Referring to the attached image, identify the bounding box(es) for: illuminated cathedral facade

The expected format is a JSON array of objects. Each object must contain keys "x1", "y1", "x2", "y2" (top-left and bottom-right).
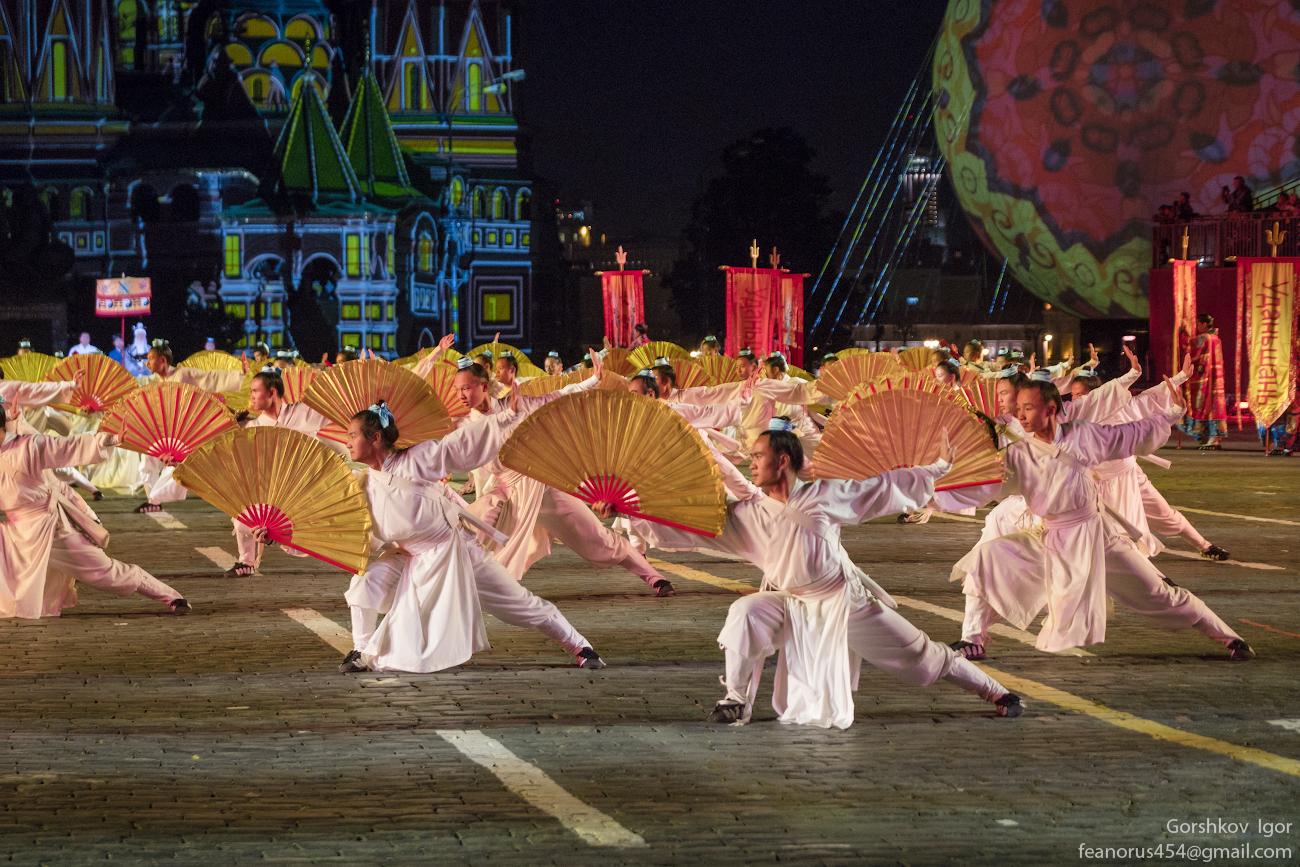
[{"x1": 0, "y1": 0, "x2": 533, "y2": 356}]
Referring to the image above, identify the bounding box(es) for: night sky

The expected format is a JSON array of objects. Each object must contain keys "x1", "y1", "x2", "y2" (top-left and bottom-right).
[{"x1": 519, "y1": 0, "x2": 951, "y2": 240}]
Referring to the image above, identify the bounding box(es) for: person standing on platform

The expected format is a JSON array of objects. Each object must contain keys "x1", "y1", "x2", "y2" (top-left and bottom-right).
[{"x1": 1181, "y1": 313, "x2": 1228, "y2": 449}]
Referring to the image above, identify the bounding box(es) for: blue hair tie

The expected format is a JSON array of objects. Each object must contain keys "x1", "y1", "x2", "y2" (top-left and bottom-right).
[
  {"x1": 547, "y1": 351, "x2": 560, "y2": 358},
  {"x1": 259, "y1": 364, "x2": 281, "y2": 375},
  {"x1": 653, "y1": 356, "x2": 672, "y2": 367},
  {"x1": 455, "y1": 356, "x2": 475, "y2": 370},
  {"x1": 1028, "y1": 368, "x2": 1054, "y2": 383},
  {"x1": 368, "y1": 401, "x2": 394, "y2": 429},
  {"x1": 636, "y1": 368, "x2": 654, "y2": 379},
  {"x1": 767, "y1": 351, "x2": 786, "y2": 362},
  {"x1": 768, "y1": 417, "x2": 795, "y2": 433}
]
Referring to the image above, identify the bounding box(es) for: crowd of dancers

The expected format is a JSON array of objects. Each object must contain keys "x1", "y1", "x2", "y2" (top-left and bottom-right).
[{"x1": 0, "y1": 332, "x2": 1255, "y2": 730}]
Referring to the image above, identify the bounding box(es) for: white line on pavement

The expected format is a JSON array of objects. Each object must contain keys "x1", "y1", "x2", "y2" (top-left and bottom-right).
[
  {"x1": 1173, "y1": 506, "x2": 1300, "y2": 527},
  {"x1": 437, "y1": 730, "x2": 646, "y2": 849},
  {"x1": 146, "y1": 510, "x2": 187, "y2": 530},
  {"x1": 195, "y1": 547, "x2": 237, "y2": 571},
  {"x1": 281, "y1": 608, "x2": 646, "y2": 849},
  {"x1": 282, "y1": 607, "x2": 352, "y2": 654},
  {"x1": 1158, "y1": 548, "x2": 1284, "y2": 572}
]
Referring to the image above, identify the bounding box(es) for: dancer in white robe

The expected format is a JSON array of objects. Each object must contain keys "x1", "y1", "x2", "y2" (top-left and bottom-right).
[
  {"x1": 318, "y1": 403, "x2": 604, "y2": 673},
  {"x1": 2, "y1": 375, "x2": 108, "y2": 499},
  {"x1": 1068, "y1": 356, "x2": 1229, "y2": 561},
  {"x1": 619, "y1": 420, "x2": 1021, "y2": 730},
  {"x1": 950, "y1": 378, "x2": 1252, "y2": 660},
  {"x1": 1, "y1": 394, "x2": 189, "y2": 618},
  {"x1": 457, "y1": 356, "x2": 676, "y2": 596}
]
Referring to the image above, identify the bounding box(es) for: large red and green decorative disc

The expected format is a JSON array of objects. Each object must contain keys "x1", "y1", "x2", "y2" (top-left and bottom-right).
[{"x1": 933, "y1": 0, "x2": 1300, "y2": 318}]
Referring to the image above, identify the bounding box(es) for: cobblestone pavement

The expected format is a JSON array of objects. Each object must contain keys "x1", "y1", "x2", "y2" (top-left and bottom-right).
[{"x1": 2, "y1": 450, "x2": 1298, "y2": 865}]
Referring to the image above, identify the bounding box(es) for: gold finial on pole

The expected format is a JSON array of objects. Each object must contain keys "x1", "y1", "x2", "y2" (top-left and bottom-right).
[
  {"x1": 615, "y1": 245, "x2": 627, "y2": 271},
  {"x1": 1265, "y1": 221, "x2": 1286, "y2": 258},
  {"x1": 749, "y1": 239, "x2": 759, "y2": 269},
  {"x1": 1180, "y1": 226, "x2": 1189, "y2": 260},
  {"x1": 769, "y1": 246, "x2": 781, "y2": 269}
]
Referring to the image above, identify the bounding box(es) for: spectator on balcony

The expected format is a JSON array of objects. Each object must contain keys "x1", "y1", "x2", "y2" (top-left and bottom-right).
[
  {"x1": 1271, "y1": 191, "x2": 1296, "y2": 215},
  {"x1": 1153, "y1": 204, "x2": 1176, "y2": 224},
  {"x1": 1174, "y1": 192, "x2": 1196, "y2": 221},
  {"x1": 1221, "y1": 176, "x2": 1254, "y2": 213}
]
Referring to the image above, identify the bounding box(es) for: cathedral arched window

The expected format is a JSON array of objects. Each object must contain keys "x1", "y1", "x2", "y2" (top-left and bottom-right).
[
  {"x1": 51, "y1": 41, "x2": 70, "y2": 100},
  {"x1": 491, "y1": 189, "x2": 507, "y2": 220},
  {"x1": 403, "y1": 62, "x2": 425, "y2": 111},
  {"x1": 471, "y1": 187, "x2": 486, "y2": 219},
  {"x1": 449, "y1": 177, "x2": 465, "y2": 211},
  {"x1": 466, "y1": 62, "x2": 482, "y2": 113},
  {"x1": 69, "y1": 187, "x2": 92, "y2": 220},
  {"x1": 115, "y1": 0, "x2": 137, "y2": 67},
  {"x1": 515, "y1": 189, "x2": 531, "y2": 221},
  {"x1": 418, "y1": 232, "x2": 434, "y2": 272}
]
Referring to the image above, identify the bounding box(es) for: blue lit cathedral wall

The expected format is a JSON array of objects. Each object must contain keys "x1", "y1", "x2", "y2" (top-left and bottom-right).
[{"x1": 0, "y1": 0, "x2": 533, "y2": 357}]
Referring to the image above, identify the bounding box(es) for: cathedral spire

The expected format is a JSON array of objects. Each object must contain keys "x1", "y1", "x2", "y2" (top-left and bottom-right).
[
  {"x1": 271, "y1": 71, "x2": 360, "y2": 205},
  {"x1": 339, "y1": 66, "x2": 414, "y2": 201}
]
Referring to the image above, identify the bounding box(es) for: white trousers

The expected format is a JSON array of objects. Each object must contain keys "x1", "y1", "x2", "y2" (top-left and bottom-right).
[
  {"x1": 54, "y1": 466, "x2": 99, "y2": 495},
  {"x1": 233, "y1": 521, "x2": 262, "y2": 568},
  {"x1": 1137, "y1": 471, "x2": 1211, "y2": 550},
  {"x1": 722, "y1": 592, "x2": 1007, "y2": 705},
  {"x1": 538, "y1": 492, "x2": 661, "y2": 585},
  {"x1": 346, "y1": 541, "x2": 590, "y2": 654},
  {"x1": 46, "y1": 526, "x2": 181, "y2": 606},
  {"x1": 961, "y1": 535, "x2": 1240, "y2": 648}
]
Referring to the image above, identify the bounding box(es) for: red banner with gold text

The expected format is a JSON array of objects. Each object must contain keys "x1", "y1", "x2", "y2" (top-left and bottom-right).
[
  {"x1": 600, "y1": 270, "x2": 646, "y2": 349},
  {"x1": 723, "y1": 267, "x2": 778, "y2": 358},
  {"x1": 1240, "y1": 258, "x2": 1298, "y2": 428}
]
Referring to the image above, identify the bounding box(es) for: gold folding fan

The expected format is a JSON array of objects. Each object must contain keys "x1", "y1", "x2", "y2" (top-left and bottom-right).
[
  {"x1": 1, "y1": 352, "x2": 59, "y2": 382},
  {"x1": 281, "y1": 366, "x2": 318, "y2": 404},
  {"x1": 175, "y1": 427, "x2": 372, "y2": 573},
  {"x1": 420, "y1": 362, "x2": 470, "y2": 418},
  {"x1": 221, "y1": 369, "x2": 257, "y2": 414},
  {"x1": 811, "y1": 377, "x2": 1003, "y2": 492},
  {"x1": 517, "y1": 373, "x2": 569, "y2": 397},
  {"x1": 626, "y1": 340, "x2": 690, "y2": 371},
  {"x1": 465, "y1": 340, "x2": 545, "y2": 376},
  {"x1": 48, "y1": 353, "x2": 139, "y2": 412},
  {"x1": 302, "y1": 359, "x2": 454, "y2": 447},
  {"x1": 178, "y1": 350, "x2": 242, "y2": 372},
  {"x1": 695, "y1": 353, "x2": 744, "y2": 384},
  {"x1": 498, "y1": 389, "x2": 726, "y2": 536},
  {"x1": 600, "y1": 347, "x2": 637, "y2": 376},
  {"x1": 100, "y1": 382, "x2": 237, "y2": 463},
  {"x1": 895, "y1": 346, "x2": 938, "y2": 372},
  {"x1": 816, "y1": 351, "x2": 904, "y2": 401},
  {"x1": 561, "y1": 368, "x2": 628, "y2": 391},
  {"x1": 668, "y1": 358, "x2": 712, "y2": 389},
  {"x1": 959, "y1": 376, "x2": 1001, "y2": 420},
  {"x1": 785, "y1": 363, "x2": 814, "y2": 382}
]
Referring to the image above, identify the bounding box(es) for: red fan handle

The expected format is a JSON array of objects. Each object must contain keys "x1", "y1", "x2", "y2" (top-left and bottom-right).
[
  {"x1": 147, "y1": 437, "x2": 194, "y2": 464},
  {"x1": 234, "y1": 503, "x2": 360, "y2": 573},
  {"x1": 74, "y1": 393, "x2": 107, "y2": 413},
  {"x1": 236, "y1": 503, "x2": 295, "y2": 544},
  {"x1": 574, "y1": 473, "x2": 640, "y2": 514}
]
